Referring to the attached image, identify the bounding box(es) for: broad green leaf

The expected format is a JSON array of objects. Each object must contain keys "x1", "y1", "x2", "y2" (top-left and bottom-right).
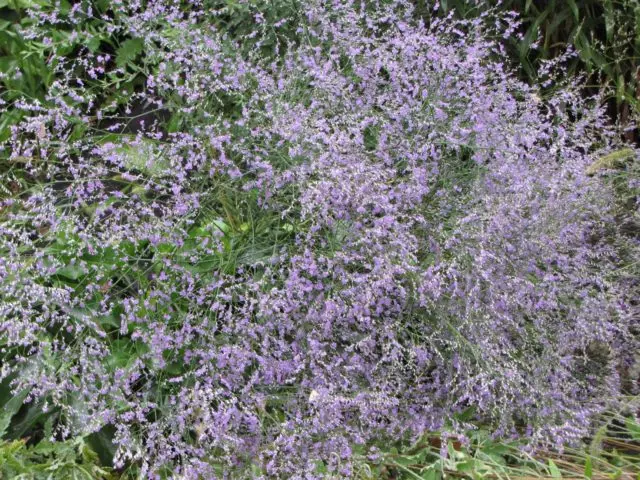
[
  {"x1": 0, "y1": 57, "x2": 17, "y2": 76},
  {"x1": 107, "y1": 339, "x2": 148, "y2": 369},
  {"x1": 211, "y1": 219, "x2": 231, "y2": 234},
  {"x1": 115, "y1": 139, "x2": 169, "y2": 177},
  {"x1": 86, "y1": 36, "x2": 102, "y2": 53},
  {"x1": 519, "y1": 11, "x2": 548, "y2": 59},
  {"x1": 603, "y1": 0, "x2": 615, "y2": 42},
  {"x1": 43, "y1": 413, "x2": 55, "y2": 440},
  {"x1": 0, "y1": 389, "x2": 29, "y2": 439},
  {"x1": 55, "y1": 264, "x2": 85, "y2": 280},
  {"x1": 7, "y1": 399, "x2": 48, "y2": 440},
  {"x1": 454, "y1": 406, "x2": 476, "y2": 422},
  {"x1": 87, "y1": 425, "x2": 116, "y2": 468},
  {"x1": 115, "y1": 38, "x2": 144, "y2": 68},
  {"x1": 455, "y1": 459, "x2": 475, "y2": 472},
  {"x1": 166, "y1": 113, "x2": 182, "y2": 133},
  {"x1": 548, "y1": 459, "x2": 562, "y2": 478},
  {"x1": 422, "y1": 467, "x2": 440, "y2": 480}
]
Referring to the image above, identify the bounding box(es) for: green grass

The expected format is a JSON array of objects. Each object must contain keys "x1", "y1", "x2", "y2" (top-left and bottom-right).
[{"x1": 351, "y1": 399, "x2": 640, "y2": 479}]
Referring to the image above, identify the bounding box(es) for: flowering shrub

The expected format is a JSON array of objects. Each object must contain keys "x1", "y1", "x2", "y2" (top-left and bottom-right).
[{"x1": 0, "y1": 0, "x2": 638, "y2": 477}]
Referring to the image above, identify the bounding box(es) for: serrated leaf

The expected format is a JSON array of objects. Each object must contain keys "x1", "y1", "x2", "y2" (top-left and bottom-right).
[
  {"x1": 454, "y1": 406, "x2": 476, "y2": 422},
  {"x1": 87, "y1": 36, "x2": 102, "y2": 53},
  {"x1": 166, "y1": 113, "x2": 182, "y2": 133},
  {"x1": 104, "y1": 137, "x2": 169, "y2": 177},
  {"x1": 107, "y1": 339, "x2": 148, "y2": 369},
  {"x1": 87, "y1": 425, "x2": 116, "y2": 468},
  {"x1": 519, "y1": 11, "x2": 548, "y2": 59},
  {"x1": 115, "y1": 38, "x2": 144, "y2": 68}
]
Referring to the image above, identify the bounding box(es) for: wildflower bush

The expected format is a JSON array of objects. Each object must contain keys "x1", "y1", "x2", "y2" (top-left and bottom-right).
[{"x1": 0, "y1": 0, "x2": 638, "y2": 478}]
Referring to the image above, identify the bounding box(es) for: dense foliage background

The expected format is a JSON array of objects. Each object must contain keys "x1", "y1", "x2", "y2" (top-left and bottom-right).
[
  {"x1": 431, "y1": 0, "x2": 640, "y2": 137},
  {"x1": 1, "y1": 0, "x2": 639, "y2": 478}
]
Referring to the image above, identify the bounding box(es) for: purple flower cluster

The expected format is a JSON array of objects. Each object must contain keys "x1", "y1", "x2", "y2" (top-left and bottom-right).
[{"x1": 1, "y1": 1, "x2": 637, "y2": 477}]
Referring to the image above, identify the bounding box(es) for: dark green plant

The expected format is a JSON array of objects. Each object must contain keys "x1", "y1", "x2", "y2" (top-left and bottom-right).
[{"x1": 424, "y1": 0, "x2": 640, "y2": 139}]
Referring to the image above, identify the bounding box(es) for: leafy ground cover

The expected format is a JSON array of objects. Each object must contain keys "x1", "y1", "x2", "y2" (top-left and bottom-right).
[{"x1": 0, "y1": 0, "x2": 639, "y2": 478}]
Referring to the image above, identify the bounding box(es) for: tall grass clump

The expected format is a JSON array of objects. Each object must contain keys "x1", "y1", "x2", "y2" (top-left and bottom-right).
[{"x1": 0, "y1": 0, "x2": 638, "y2": 477}]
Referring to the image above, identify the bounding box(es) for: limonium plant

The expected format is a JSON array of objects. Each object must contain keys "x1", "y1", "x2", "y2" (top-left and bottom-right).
[{"x1": 0, "y1": 0, "x2": 638, "y2": 478}]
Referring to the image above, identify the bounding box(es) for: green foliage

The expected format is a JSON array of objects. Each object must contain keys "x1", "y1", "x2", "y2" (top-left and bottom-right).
[
  {"x1": 587, "y1": 148, "x2": 636, "y2": 176},
  {"x1": 0, "y1": 438, "x2": 115, "y2": 480},
  {"x1": 356, "y1": 412, "x2": 640, "y2": 479},
  {"x1": 115, "y1": 38, "x2": 145, "y2": 70},
  {"x1": 202, "y1": 0, "x2": 302, "y2": 56},
  {"x1": 431, "y1": 0, "x2": 640, "y2": 129},
  {"x1": 0, "y1": 1, "x2": 53, "y2": 140}
]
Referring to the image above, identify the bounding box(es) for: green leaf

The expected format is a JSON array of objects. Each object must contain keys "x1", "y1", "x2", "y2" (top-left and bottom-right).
[
  {"x1": 115, "y1": 38, "x2": 144, "y2": 68},
  {"x1": 0, "y1": 389, "x2": 29, "y2": 439},
  {"x1": 616, "y1": 75, "x2": 625, "y2": 104},
  {"x1": 519, "y1": 11, "x2": 549, "y2": 60},
  {"x1": 584, "y1": 456, "x2": 593, "y2": 479},
  {"x1": 625, "y1": 416, "x2": 640, "y2": 441},
  {"x1": 115, "y1": 138, "x2": 169, "y2": 177},
  {"x1": 211, "y1": 219, "x2": 231, "y2": 234},
  {"x1": 455, "y1": 459, "x2": 475, "y2": 472},
  {"x1": 166, "y1": 113, "x2": 182, "y2": 133},
  {"x1": 586, "y1": 148, "x2": 635, "y2": 176},
  {"x1": 454, "y1": 406, "x2": 476, "y2": 422},
  {"x1": 566, "y1": 0, "x2": 579, "y2": 21},
  {"x1": 55, "y1": 264, "x2": 84, "y2": 280},
  {"x1": 421, "y1": 467, "x2": 440, "y2": 480},
  {"x1": 107, "y1": 339, "x2": 148, "y2": 369},
  {"x1": 87, "y1": 425, "x2": 116, "y2": 468},
  {"x1": 7, "y1": 399, "x2": 48, "y2": 440},
  {"x1": 548, "y1": 459, "x2": 562, "y2": 478},
  {"x1": 524, "y1": 0, "x2": 533, "y2": 14},
  {"x1": 86, "y1": 36, "x2": 102, "y2": 53},
  {"x1": 603, "y1": 0, "x2": 615, "y2": 43}
]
